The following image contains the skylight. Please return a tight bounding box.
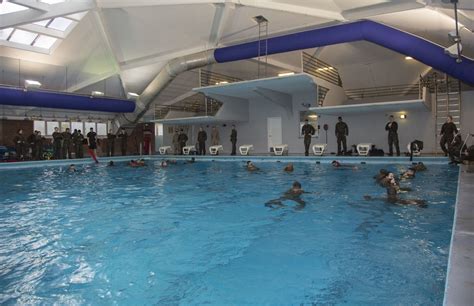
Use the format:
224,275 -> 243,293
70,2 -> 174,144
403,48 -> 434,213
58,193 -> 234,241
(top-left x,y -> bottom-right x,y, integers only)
0,2 -> 28,15
33,35 -> 57,49
34,19 -> 52,27
0,28 -> 14,41
48,17 -> 73,31
9,29 -> 38,45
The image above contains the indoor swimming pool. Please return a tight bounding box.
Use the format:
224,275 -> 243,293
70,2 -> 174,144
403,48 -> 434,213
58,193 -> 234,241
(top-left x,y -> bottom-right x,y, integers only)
0,159 -> 458,305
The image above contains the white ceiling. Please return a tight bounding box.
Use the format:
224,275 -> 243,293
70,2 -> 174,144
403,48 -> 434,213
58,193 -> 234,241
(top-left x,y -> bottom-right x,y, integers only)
0,0 -> 473,111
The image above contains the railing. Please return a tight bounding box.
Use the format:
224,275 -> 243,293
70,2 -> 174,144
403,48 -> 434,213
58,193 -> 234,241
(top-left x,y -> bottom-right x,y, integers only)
317,86 -> 329,106
154,93 -> 222,120
199,69 -> 242,87
302,52 -> 342,87
345,83 -> 422,100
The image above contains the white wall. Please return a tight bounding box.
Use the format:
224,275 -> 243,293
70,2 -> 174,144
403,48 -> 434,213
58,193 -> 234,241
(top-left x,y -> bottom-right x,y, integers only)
159,90 -> 474,155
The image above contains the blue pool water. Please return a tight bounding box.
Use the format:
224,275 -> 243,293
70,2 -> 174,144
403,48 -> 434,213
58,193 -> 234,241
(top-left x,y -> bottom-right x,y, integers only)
0,160 -> 458,305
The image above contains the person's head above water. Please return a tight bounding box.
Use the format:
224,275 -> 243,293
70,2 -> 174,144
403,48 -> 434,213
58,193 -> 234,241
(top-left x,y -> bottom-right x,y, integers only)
284,163 -> 294,172
292,181 -> 302,190
108,161 -> 114,166
380,168 -> 389,175
331,160 -> 341,167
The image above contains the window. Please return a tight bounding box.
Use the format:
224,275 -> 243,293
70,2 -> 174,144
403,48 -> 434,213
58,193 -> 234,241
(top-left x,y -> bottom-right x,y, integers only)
9,29 -> 37,45
71,122 -> 83,132
33,35 -> 57,49
34,19 -> 51,27
156,123 -> 163,136
0,2 -> 28,15
46,121 -> 59,135
33,120 -> 46,135
0,28 -> 13,41
60,121 -> 70,132
96,123 -> 107,136
84,122 -> 96,133
48,17 -> 73,31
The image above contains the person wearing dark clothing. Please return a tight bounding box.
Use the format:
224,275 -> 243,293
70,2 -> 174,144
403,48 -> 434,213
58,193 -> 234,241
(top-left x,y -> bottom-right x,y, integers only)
448,133 -> 464,164
27,131 -> 37,160
118,129 -> 128,156
73,130 -> 84,158
197,127 -> 207,155
13,129 -> 27,160
301,119 -> 316,156
87,128 -> 99,163
385,115 -> 400,156
177,129 -> 188,155
230,125 -> 238,156
35,131 -> 44,160
62,128 -> 72,159
52,127 -> 63,159
107,129 -> 116,157
440,115 -> 458,156
265,181 -> 308,210
335,116 -> 349,155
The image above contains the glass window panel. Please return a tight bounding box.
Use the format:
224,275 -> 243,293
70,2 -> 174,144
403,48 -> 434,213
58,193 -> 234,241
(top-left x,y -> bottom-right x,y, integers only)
9,29 -> 37,45
96,123 -> 107,136
33,35 -> 57,49
71,122 -> 83,132
34,19 -> 51,27
67,12 -> 87,21
84,122 -> 96,134
60,122 -> 70,132
48,17 -> 73,31
0,28 -> 13,40
46,121 -> 59,135
0,2 -> 28,15
33,120 -> 46,135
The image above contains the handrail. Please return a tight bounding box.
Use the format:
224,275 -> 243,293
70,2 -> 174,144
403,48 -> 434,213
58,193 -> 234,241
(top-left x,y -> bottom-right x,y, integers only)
199,69 -> 242,87
301,52 -> 343,87
345,83 -> 421,100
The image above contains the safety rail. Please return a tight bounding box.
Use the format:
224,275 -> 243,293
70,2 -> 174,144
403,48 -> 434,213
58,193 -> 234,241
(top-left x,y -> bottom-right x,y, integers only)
318,86 -> 329,106
302,52 -> 342,87
345,83 -> 422,100
154,93 -> 222,120
199,69 -> 242,87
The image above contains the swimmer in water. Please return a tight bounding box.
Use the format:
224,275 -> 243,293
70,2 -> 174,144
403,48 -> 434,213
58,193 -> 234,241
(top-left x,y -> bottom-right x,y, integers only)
108,161 -> 115,167
364,180 -> 426,207
246,161 -> 259,172
374,169 -> 389,184
284,163 -> 294,172
401,168 -> 416,179
185,157 -> 196,164
129,160 -> 144,167
67,164 -> 76,172
331,160 -> 358,170
411,162 -> 427,172
265,181 -> 307,210
161,160 -> 168,167
166,159 -> 178,165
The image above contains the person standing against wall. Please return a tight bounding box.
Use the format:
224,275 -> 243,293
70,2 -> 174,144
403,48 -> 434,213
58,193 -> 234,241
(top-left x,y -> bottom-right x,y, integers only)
178,129 -> 188,155
13,129 -> 27,160
301,119 -> 316,156
197,126 -> 207,155
35,130 -> 44,160
211,126 -> 220,146
335,116 -> 349,156
73,130 -> 84,158
230,125 -> 237,155
62,128 -> 72,159
172,129 -> 180,155
118,128 -> 128,156
385,115 -> 400,156
27,130 -> 37,160
107,129 -> 116,157
143,124 -> 152,155
440,115 -> 458,157
52,127 -> 63,159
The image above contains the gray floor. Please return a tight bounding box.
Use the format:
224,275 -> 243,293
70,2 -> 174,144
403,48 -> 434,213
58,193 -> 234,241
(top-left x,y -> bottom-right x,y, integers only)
444,164 -> 474,306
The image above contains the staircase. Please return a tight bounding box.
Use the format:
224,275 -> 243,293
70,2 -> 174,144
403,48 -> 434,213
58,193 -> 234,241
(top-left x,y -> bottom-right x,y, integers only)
434,74 -> 462,153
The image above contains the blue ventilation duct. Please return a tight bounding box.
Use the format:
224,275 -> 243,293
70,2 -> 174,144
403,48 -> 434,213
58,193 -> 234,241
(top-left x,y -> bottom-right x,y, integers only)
0,87 -> 135,113
214,20 -> 474,85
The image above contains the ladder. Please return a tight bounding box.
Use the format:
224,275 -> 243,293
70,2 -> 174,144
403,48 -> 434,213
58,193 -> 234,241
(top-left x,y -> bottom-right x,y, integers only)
434,74 -> 462,153
254,15 -> 268,78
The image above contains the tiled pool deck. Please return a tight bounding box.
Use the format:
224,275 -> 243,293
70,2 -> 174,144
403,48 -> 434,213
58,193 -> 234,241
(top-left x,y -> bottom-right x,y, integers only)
0,155 -> 471,305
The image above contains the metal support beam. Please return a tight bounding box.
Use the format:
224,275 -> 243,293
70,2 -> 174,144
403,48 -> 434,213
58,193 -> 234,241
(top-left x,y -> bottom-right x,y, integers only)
9,0 -> 49,12
0,0 -> 95,29
342,0 -> 426,20
66,71 -> 117,93
97,0 -> 224,9
208,2 -> 235,47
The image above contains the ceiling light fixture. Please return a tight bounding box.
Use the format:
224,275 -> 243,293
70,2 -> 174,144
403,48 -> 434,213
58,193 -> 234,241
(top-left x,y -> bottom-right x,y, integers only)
405,56 -> 413,60
91,91 -> 104,97
400,114 -> 407,119
25,79 -> 41,89
278,72 -> 295,77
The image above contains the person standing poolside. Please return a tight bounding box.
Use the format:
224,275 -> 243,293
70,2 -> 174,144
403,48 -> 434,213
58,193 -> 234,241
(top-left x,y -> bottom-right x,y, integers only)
62,128 -> 72,159
107,129 -> 116,157
230,125 -> 237,155
35,130 -> 44,160
73,130 -> 85,158
440,115 -> 458,157
118,128 -> 128,156
211,126 -> 220,146
178,129 -> 188,155
13,129 -> 27,160
335,116 -> 349,156
87,127 -> 99,163
385,115 -> 400,156
301,119 -> 316,156
197,126 -> 207,155
52,127 -> 63,159
172,129 -> 180,155
27,130 -> 37,160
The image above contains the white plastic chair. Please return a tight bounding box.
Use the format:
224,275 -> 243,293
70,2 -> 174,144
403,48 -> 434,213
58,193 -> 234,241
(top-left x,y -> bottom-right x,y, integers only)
182,145 -> 196,155
239,144 -> 254,156
209,145 -> 223,155
312,144 -> 327,156
273,144 -> 288,156
357,143 -> 372,156
159,146 -> 171,155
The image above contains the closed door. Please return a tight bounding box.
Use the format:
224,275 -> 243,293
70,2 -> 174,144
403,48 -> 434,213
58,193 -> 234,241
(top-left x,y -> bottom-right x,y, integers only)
267,117 -> 282,152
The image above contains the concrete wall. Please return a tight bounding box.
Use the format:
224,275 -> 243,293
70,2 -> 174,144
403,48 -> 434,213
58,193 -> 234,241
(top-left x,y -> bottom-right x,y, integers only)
159,90 -> 474,155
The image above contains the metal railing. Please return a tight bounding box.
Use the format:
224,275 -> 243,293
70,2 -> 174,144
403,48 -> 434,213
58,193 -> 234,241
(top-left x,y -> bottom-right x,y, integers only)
302,52 -> 342,87
154,93 -> 222,120
345,83 -> 422,100
199,69 -> 242,87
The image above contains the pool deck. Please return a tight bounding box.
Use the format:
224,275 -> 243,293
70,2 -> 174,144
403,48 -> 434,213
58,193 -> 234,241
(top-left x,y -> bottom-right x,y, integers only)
1,154 -> 472,304
444,164 -> 474,306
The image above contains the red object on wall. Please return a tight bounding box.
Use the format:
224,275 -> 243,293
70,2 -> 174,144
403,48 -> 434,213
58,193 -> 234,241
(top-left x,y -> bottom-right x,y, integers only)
143,125 -> 153,155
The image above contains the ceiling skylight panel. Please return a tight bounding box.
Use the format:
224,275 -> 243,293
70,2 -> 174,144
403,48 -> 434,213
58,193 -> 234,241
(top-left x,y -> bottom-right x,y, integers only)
67,11 -> 87,21
40,0 -> 66,4
0,2 -> 28,15
0,28 -> 14,41
9,29 -> 38,45
34,19 -> 52,27
48,17 -> 73,31
33,35 -> 57,49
